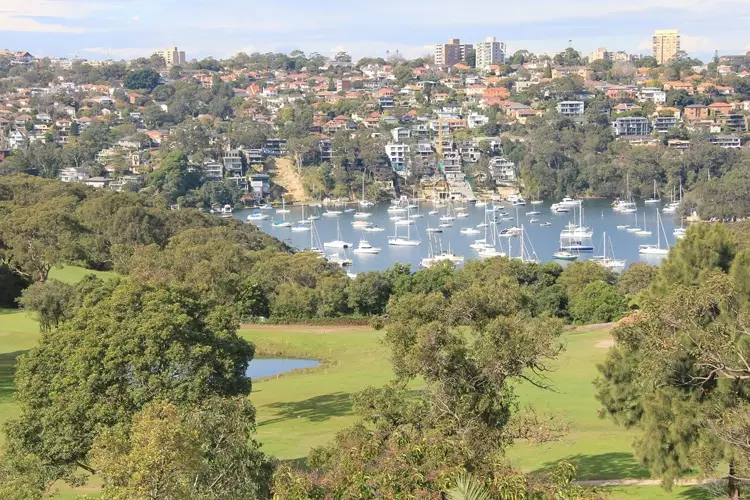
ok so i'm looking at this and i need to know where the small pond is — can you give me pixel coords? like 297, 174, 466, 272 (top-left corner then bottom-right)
246, 358, 320, 379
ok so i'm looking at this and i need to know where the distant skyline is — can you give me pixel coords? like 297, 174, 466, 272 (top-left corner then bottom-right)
1, 0, 750, 62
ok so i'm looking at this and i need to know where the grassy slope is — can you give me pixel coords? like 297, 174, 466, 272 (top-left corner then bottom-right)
48, 266, 119, 285
507, 326, 648, 481
0, 269, 693, 498
241, 325, 393, 459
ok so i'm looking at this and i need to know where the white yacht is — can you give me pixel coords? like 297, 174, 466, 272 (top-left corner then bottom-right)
459, 227, 481, 235
363, 225, 386, 233
351, 220, 373, 229
353, 238, 381, 255
353, 212, 372, 219
247, 211, 268, 221
421, 238, 464, 268
323, 210, 342, 217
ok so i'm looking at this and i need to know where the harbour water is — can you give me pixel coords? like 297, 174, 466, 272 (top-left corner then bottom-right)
232, 199, 684, 273
246, 358, 320, 379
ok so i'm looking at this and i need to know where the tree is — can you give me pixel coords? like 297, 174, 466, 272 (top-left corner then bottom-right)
617, 262, 658, 303
147, 150, 201, 204
6, 279, 255, 477
124, 68, 161, 92
596, 273, 750, 497
569, 281, 626, 324
0, 197, 83, 282
557, 261, 617, 301
347, 271, 392, 315
17, 279, 76, 332
274, 281, 569, 497
90, 401, 201, 500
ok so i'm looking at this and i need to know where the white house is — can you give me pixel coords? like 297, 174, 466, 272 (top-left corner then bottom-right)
638, 87, 667, 104
556, 101, 585, 117
467, 112, 490, 129
384, 143, 410, 174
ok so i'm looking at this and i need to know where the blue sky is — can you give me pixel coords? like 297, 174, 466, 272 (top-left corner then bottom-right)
1, 0, 749, 62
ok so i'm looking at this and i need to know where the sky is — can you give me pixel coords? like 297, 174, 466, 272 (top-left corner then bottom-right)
1, 0, 749, 62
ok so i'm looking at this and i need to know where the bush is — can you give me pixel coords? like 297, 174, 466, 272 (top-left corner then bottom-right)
569, 281, 627, 324
17, 279, 76, 331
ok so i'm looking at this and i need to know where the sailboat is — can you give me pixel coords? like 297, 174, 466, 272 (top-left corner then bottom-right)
272, 203, 292, 228
291, 205, 311, 231
613, 174, 637, 213
359, 170, 375, 208
439, 202, 456, 223
308, 219, 325, 256
592, 232, 626, 270
626, 211, 641, 233
639, 212, 670, 256
353, 237, 381, 254
425, 220, 443, 234
663, 183, 682, 214
276, 197, 290, 214
324, 219, 352, 249
516, 225, 540, 264
673, 218, 687, 239
644, 180, 661, 204
388, 216, 420, 246
477, 221, 507, 258
634, 213, 652, 236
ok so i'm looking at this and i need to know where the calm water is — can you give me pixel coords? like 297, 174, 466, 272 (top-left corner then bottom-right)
232, 199, 684, 273
246, 358, 320, 378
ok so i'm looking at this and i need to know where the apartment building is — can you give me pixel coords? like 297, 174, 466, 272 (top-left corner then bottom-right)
434, 38, 473, 67
638, 87, 667, 104
589, 48, 609, 62
154, 47, 186, 67
709, 135, 741, 149
653, 29, 680, 65
385, 143, 410, 173
556, 101, 585, 117
612, 117, 651, 137
652, 116, 679, 134
475, 37, 506, 69
222, 149, 244, 176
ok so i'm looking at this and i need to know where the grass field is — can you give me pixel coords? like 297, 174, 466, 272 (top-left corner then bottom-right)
0, 267, 706, 498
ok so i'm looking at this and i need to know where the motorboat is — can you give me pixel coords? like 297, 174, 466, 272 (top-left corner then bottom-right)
323, 210, 342, 217
272, 220, 292, 228
352, 220, 373, 229
363, 226, 386, 233
551, 204, 570, 214
327, 253, 353, 267
425, 227, 443, 234
512, 199, 527, 206
291, 224, 310, 232
499, 227, 522, 237
221, 204, 233, 214
258, 204, 272, 210
428, 210, 440, 216
395, 219, 416, 226
526, 211, 541, 216
456, 212, 469, 219
540, 222, 552, 227
353, 238, 381, 255
530, 218, 539, 223
558, 197, 582, 207
459, 227, 481, 235
247, 211, 268, 221
353, 212, 372, 219
616, 224, 630, 230
344, 208, 355, 213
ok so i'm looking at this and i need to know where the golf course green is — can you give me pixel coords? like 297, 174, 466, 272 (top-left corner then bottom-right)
0, 266, 709, 499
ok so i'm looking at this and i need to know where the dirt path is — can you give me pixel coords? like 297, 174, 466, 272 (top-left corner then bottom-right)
272, 157, 308, 202
574, 478, 719, 487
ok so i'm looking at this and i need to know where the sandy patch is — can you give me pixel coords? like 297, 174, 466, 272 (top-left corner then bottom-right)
596, 338, 615, 349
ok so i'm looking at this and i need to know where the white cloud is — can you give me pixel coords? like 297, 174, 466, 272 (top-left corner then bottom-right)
680, 35, 716, 53
83, 47, 156, 59
0, 13, 84, 32
0, 0, 116, 19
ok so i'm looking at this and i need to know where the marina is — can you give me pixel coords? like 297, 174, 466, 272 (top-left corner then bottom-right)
233, 198, 685, 273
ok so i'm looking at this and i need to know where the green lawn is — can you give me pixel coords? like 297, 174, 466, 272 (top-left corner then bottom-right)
0, 286, 693, 498
507, 327, 649, 480
48, 265, 119, 285
241, 325, 394, 459
605, 485, 711, 499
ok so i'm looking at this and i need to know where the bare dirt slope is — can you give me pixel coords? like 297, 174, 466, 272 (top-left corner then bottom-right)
272, 157, 308, 202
